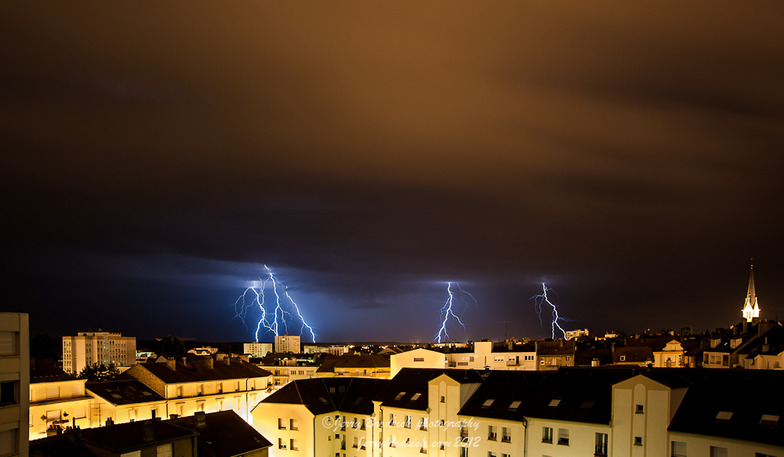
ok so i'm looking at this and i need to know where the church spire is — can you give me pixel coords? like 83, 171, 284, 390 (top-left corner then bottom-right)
742, 264, 760, 323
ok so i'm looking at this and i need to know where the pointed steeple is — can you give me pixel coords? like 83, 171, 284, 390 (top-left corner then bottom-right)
742, 264, 760, 323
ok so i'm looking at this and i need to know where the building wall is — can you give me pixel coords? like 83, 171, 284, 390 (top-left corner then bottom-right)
275, 336, 301, 354
29, 378, 91, 439
527, 418, 610, 457
668, 431, 784, 457
612, 375, 676, 457
390, 349, 446, 378
0, 312, 30, 457
245, 343, 274, 358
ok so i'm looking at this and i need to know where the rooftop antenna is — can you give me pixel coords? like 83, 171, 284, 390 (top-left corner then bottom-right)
502, 321, 511, 339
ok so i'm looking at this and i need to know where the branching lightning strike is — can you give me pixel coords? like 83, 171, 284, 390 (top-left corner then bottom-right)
435, 282, 477, 343
531, 282, 570, 339
234, 265, 316, 343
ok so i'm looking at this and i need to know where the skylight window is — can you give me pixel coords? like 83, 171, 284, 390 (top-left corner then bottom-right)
760, 414, 780, 427
395, 392, 406, 401
319, 397, 329, 405
715, 411, 733, 421
580, 400, 596, 409
508, 401, 521, 411
548, 399, 561, 407
482, 399, 495, 408
410, 393, 421, 401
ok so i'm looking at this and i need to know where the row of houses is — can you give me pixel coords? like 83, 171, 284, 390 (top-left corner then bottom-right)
251, 367, 784, 457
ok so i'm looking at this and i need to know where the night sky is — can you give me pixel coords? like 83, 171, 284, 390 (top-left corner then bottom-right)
4, 1, 784, 343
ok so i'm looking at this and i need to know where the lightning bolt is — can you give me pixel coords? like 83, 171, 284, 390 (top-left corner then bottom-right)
435, 282, 477, 343
233, 265, 316, 343
531, 282, 570, 339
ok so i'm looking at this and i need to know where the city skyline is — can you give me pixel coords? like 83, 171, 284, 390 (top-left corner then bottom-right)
4, 1, 784, 342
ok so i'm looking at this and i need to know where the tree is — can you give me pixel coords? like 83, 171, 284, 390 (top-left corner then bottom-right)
154, 335, 187, 358
77, 362, 120, 381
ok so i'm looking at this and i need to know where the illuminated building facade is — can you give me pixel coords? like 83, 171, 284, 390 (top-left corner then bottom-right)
0, 312, 29, 457
275, 335, 301, 354
62, 331, 136, 375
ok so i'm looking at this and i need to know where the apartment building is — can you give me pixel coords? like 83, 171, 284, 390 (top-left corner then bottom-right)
252, 367, 784, 457
0, 312, 29, 457
28, 359, 91, 439
62, 331, 136, 375
123, 354, 272, 424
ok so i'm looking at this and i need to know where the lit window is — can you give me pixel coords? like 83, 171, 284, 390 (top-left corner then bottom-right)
542, 427, 553, 443
557, 429, 569, 446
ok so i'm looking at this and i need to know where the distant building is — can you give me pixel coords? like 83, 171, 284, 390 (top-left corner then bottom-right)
0, 312, 29, 457
390, 348, 446, 377
62, 331, 136, 375
446, 341, 537, 371
274, 335, 301, 354
245, 342, 274, 358
565, 328, 589, 340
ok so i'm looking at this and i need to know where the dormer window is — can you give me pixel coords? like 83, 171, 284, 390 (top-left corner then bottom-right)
548, 399, 561, 407
715, 411, 733, 422
395, 392, 406, 401
411, 393, 421, 401
482, 399, 495, 408
760, 414, 779, 427
508, 400, 522, 411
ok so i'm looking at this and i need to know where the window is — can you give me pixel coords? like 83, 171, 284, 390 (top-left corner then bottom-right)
419, 418, 428, 430
411, 393, 421, 401
0, 430, 17, 456
460, 423, 469, 441
279, 438, 287, 450
353, 437, 358, 449
482, 399, 495, 408
389, 414, 396, 426
389, 435, 396, 448
459, 448, 468, 457
634, 437, 643, 446
542, 427, 553, 443
557, 429, 569, 446
672, 441, 687, 457
595, 433, 608, 456
488, 425, 497, 441
508, 401, 521, 411
395, 392, 406, 401
488, 453, 496, 457
290, 439, 298, 451
501, 427, 511, 443
360, 419, 366, 430
635, 404, 644, 414
710, 447, 728, 457
548, 399, 561, 407
0, 381, 16, 406
414, 358, 425, 362
440, 396, 445, 403
405, 415, 412, 428
290, 418, 298, 430
620, 355, 626, 362
420, 439, 428, 454
278, 418, 286, 429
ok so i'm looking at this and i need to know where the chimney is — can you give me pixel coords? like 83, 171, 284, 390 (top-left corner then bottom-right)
204, 357, 213, 370
142, 421, 154, 442
105, 418, 114, 426
762, 337, 770, 353
166, 358, 176, 371
194, 411, 207, 429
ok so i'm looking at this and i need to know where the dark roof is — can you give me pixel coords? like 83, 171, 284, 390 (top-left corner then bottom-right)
167, 411, 272, 457
125, 357, 272, 384
459, 368, 636, 424
738, 324, 784, 358
575, 348, 612, 366
612, 346, 653, 363
87, 379, 164, 405
31, 359, 76, 384
536, 340, 576, 355
316, 356, 341, 373
380, 368, 485, 411
79, 419, 196, 452
30, 434, 93, 457
668, 370, 784, 446
260, 377, 387, 415
333, 354, 390, 369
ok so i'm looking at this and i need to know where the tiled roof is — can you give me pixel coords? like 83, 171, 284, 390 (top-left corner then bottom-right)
260, 377, 387, 416
668, 370, 784, 446
380, 369, 485, 411
126, 357, 272, 383
167, 411, 272, 456
459, 368, 636, 424
30, 359, 76, 384
87, 379, 164, 405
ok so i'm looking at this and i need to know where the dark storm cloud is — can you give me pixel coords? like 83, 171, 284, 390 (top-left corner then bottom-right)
3, 1, 783, 341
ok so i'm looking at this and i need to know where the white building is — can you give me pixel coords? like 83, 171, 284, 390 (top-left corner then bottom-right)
0, 312, 29, 457
275, 335, 301, 354
245, 342, 274, 358
390, 348, 446, 377
446, 341, 537, 371
252, 367, 784, 457
62, 331, 136, 375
